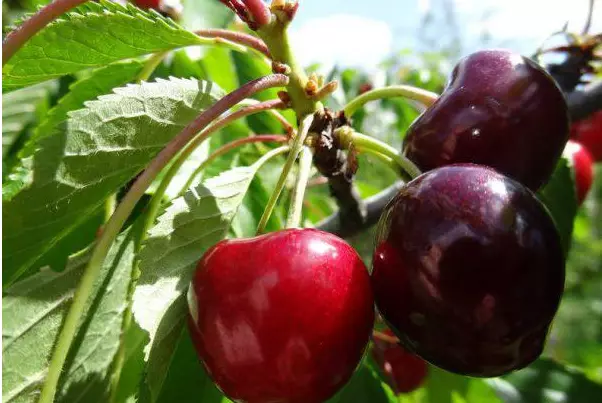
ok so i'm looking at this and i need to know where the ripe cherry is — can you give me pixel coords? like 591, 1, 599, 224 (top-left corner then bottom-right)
133, 0, 161, 10
403, 49, 569, 191
187, 228, 375, 403
570, 110, 602, 162
563, 140, 594, 205
372, 164, 565, 377
372, 330, 428, 394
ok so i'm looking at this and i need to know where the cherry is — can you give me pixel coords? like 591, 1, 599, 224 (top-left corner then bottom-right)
563, 140, 594, 205
133, 0, 161, 10
372, 330, 428, 394
570, 110, 602, 162
187, 228, 375, 403
371, 164, 565, 377
402, 49, 569, 191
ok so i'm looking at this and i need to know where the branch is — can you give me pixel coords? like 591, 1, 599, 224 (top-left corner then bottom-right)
317, 80, 602, 237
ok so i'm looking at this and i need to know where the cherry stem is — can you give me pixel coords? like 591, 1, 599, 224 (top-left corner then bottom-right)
195, 28, 271, 59
37, 74, 288, 403
336, 127, 421, 179
2, 0, 88, 65
144, 98, 288, 234
343, 85, 438, 117
178, 134, 288, 197
285, 146, 313, 228
372, 330, 400, 344
256, 113, 314, 234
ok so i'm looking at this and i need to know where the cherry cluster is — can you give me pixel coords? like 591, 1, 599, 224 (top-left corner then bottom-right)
185, 49, 585, 402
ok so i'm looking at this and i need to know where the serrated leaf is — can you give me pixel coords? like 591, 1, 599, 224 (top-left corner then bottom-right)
537, 156, 578, 254
2, 81, 56, 157
3, 1, 204, 91
132, 161, 269, 402
2, 228, 136, 403
2, 77, 224, 284
4, 60, 144, 201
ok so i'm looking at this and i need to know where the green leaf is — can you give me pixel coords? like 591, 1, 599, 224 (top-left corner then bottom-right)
155, 328, 229, 403
502, 358, 602, 403
537, 156, 578, 254
2, 229, 136, 403
4, 60, 144, 200
201, 47, 239, 93
132, 161, 269, 402
327, 356, 395, 403
2, 81, 56, 158
2, 77, 224, 284
181, 0, 232, 31
3, 1, 204, 91
425, 367, 502, 403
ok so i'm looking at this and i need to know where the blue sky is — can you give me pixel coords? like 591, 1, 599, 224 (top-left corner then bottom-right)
288, 0, 601, 70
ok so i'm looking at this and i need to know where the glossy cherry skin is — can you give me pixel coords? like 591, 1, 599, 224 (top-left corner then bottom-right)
187, 228, 375, 403
571, 110, 602, 162
372, 330, 428, 394
133, 0, 161, 10
563, 140, 594, 205
403, 49, 569, 191
371, 164, 565, 377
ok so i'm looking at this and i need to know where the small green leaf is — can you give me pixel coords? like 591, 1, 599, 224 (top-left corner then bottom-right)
3, 1, 204, 91
537, 156, 578, 254
2, 229, 137, 403
425, 366, 502, 403
133, 161, 270, 402
3, 78, 224, 284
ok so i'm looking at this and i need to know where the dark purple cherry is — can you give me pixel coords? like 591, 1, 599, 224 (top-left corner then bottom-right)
403, 49, 569, 191
371, 164, 565, 377
187, 228, 374, 403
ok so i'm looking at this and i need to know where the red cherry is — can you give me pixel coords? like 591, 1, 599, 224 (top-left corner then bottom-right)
187, 228, 375, 403
133, 0, 161, 10
570, 110, 602, 162
372, 164, 565, 377
563, 140, 594, 205
372, 330, 428, 394
403, 49, 569, 191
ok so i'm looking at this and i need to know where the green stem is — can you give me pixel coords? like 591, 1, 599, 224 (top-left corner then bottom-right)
258, 21, 320, 117
353, 147, 400, 175
137, 51, 168, 82
37, 74, 288, 403
285, 146, 313, 228
143, 99, 287, 235
343, 85, 438, 117
256, 114, 314, 234
337, 128, 421, 179
178, 134, 287, 197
